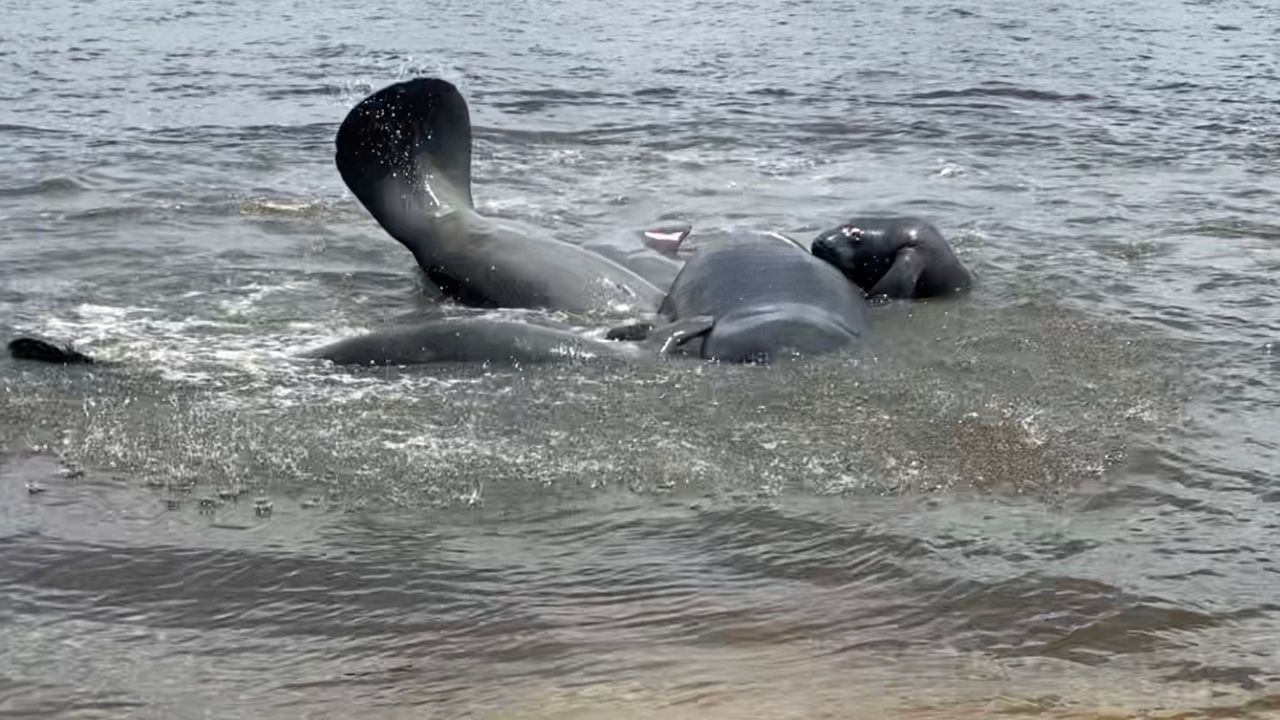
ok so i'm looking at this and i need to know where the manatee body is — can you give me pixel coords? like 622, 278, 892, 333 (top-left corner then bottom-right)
9, 320, 645, 369
651, 232, 868, 363
306, 319, 639, 366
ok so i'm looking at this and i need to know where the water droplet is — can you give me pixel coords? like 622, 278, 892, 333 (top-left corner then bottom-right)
254, 497, 274, 517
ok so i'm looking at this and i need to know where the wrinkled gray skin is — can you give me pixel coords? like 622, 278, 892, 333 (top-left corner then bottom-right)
335, 78, 664, 316
652, 232, 868, 363
810, 217, 973, 300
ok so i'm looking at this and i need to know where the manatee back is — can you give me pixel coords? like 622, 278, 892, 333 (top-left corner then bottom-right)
663, 235, 865, 326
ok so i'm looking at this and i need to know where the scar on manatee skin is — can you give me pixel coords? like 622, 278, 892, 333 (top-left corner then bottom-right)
642, 229, 690, 257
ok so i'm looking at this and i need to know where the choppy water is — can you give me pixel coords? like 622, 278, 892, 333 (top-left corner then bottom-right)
2, 0, 1278, 717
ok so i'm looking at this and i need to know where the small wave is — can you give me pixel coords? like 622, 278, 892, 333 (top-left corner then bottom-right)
483, 87, 628, 114
745, 86, 797, 98
259, 84, 346, 100
59, 205, 157, 222
308, 42, 363, 59
18, 294, 523, 400
1147, 81, 1201, 92
1179, 219, 1280, 240
0, 176, 86, 198
484, 87, 623, 102
237, 197, 347, 219
633, 86, 681, 98
0, 123, 68, 138
476, 121, 674, 147
909, 84, 1097, 103
136, 122, 333, 147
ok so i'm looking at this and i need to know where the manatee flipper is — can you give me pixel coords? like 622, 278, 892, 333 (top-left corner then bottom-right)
8, 337, 95, 364
641, 316, 715, 356
334, 78, 475, 254
866, 246, 926, 300
642, 221, 692, 258
605, 322, 654, 342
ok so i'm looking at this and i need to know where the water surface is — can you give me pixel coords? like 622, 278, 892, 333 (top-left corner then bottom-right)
2, 0, 1278, 717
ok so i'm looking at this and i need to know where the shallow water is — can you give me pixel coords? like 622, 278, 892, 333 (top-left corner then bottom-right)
2, 0, 1278, 717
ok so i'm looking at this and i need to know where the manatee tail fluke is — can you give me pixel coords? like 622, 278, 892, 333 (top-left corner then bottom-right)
8, 337, 95, 364
335, 78, 475, 249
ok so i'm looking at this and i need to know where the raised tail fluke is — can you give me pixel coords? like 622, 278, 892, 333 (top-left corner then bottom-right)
335, 78, 475, 248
